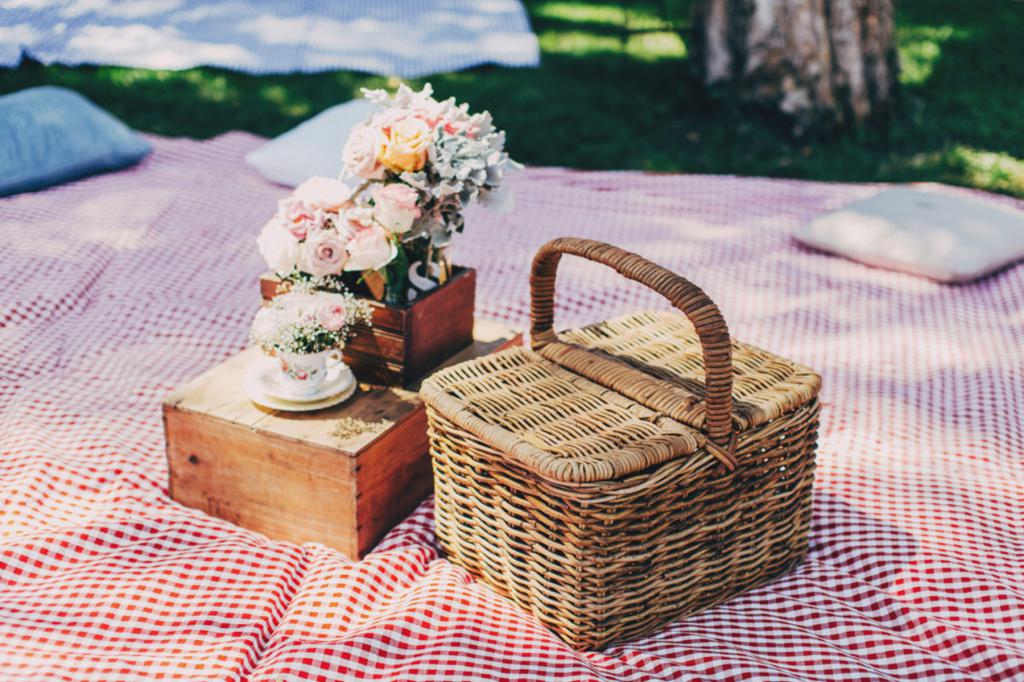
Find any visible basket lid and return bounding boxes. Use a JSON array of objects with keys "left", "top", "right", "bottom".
[
  {"left": 420, "top": 347, "right": 706, "bottom": 484},
  {"left": 546, "top": 310, "right": 822, "bottom": 432}
]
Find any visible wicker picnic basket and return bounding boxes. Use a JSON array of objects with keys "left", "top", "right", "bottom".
[{"left": 420, "top": 238, "right": 822, "bottom": 649}]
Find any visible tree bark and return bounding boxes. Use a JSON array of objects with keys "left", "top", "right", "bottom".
[{"left": 691, "top": 0, "right": 899, "bottom": 135}]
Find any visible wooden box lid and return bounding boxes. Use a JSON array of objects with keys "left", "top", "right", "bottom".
[{"left": 165, "top": 319, "right": 519, "bottom": 457}]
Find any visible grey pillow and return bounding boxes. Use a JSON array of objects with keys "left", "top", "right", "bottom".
[{"left": 0, "top": 86, "right": 152, "bottom": 197}]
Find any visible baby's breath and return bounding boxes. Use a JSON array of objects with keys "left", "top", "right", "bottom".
[{"left": 251, "top": 291, "right": 372, "bottom": 355}]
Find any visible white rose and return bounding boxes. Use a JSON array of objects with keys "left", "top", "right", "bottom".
[
  {"left": 250, "top": 306, "right": 277, "bottom": 342},
  {"left": 257, "top": 218, "right": 301, "bottom": 275},
  {"left": 344, "top": 224, "right": 396, "bottom": 271}
]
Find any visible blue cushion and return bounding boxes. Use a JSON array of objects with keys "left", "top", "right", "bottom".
[{"left": 0, "top": 86, "right": 152, "bottom": 197}]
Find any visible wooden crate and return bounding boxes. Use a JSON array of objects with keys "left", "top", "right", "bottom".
[
  {"left": 164, "top": 320, "right": 521, "bottom": 560},
  {"left": 260, "top": 267, "right": 476, "bottom": 387}
]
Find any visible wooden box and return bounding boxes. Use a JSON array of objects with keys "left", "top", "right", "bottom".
[
  {"left": 260, "top": 267, "right": 476, "bottom": 387},
  {"left": 164, "top": 320, "right": 521, "bottom": 560}
]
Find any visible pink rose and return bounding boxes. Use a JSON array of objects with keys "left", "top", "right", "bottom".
[
  {"left": 345, "top": 223, "right": 395, "bottom": 272},
  {"left": 316, "top": 303, "right": 347, "bottom": 332},
  {"left": 342, "top": 124, "right": 386, "bottom": 180},
  {"left": 301, "top": 229, "right": 348, "bottom": 276},
  {"left": 371, "top": 183, "right": 421, "bottom": 234}
]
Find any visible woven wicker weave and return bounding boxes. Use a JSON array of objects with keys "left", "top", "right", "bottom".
[{"left": 421, "top": 238, "right": 821, "bottom": 650}]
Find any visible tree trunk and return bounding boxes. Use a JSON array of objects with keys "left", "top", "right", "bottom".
[{"left": 691, "top": 0, "right": 899, "bottom": 135}]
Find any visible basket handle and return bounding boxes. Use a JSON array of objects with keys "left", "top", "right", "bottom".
[{"left": 530, "top": 237, "right": 736, "bottom": 464}]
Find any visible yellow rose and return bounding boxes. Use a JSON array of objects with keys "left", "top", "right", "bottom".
[{"left": 378, "top": 116, "right": 431, "bottom": 173}]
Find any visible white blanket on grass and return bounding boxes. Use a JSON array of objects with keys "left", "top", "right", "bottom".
[{"left": 0, "top": 0, "right": 540, "bottom": 77}]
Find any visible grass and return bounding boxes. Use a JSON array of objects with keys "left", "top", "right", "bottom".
[{"left": 1, "top": 0, "right": 1022, "bottom": 196}]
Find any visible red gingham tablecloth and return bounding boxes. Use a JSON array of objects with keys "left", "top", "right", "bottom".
[{"left": 0, "top": 133, "right": 1021, "bottom": 681}]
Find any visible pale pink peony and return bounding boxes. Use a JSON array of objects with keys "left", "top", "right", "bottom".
[
  {"left": 342, "top": 124, "right": 386, "bottom": 180},
  {"left": 345, "top": 223, "right": 395, "bottom": 272},
  {"left": 293, "top": 176, "right": 352, "bottom": 211},
  {"left": 277, "top": 196, "right": 327, "bottom": 240},
  {"left": 301, "top": 229, "right": 348, "bottom": 276},
  {"left": 371, "top": 183, "right": 421, "bottom": 234},
  {"left": 276, "top": 177, "right": 351, "bottom": 239},
  {"left": 316, "top": 303, "right": 347, "bottom": 332}
]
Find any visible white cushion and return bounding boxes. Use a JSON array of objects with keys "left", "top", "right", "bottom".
[
  {"left": 794, "top": 186, "right": 1024, "bottom": 283},
  {"left": 245, "top": 99, "right": 378, "bottom": 187}
]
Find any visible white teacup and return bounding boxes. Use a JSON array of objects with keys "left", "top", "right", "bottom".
[{"left": 276, "top": 349, "right": 342, "bottom": 396}]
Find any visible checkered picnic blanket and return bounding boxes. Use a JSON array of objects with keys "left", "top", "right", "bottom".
[{"left": 0, "top": 133, "right": 1021, "bottom": 681}]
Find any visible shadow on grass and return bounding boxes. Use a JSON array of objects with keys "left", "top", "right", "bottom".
[{"left": 0, "top": 0, "right": 1021, "bottom": 196}]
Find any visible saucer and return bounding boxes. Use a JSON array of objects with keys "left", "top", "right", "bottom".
[
  {"left": 244, "top": 358, "right": 356, "bottom": 412},
  {"left": 259, "top": 358, "right": 352, "bottom": 402}
]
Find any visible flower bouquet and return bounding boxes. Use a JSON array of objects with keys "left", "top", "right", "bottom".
[
  {"left": 257, "top": 176, "right": 397, "bottom": 298},
  {"left": 258, "top": 83, "right": 519, "bottom": 304},
  {"left": 251, "top": 290, "right": 371, "bottom": 396}
]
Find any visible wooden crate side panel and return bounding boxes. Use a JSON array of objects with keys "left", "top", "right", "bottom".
[
  {"left": 406, "top": 268, "right": 476, "bottom": 381},
  {"left": 365, "top": 300, "right": 408, "bottom": 334},
  {"left": 344, "top": 325, "right": 406, "bottom": 362},
  {"left": 353, "top": 408, "right": 433, "bottom": 558},
  {"left": 165, "top": 406, "right": 360, "bottom": 557},
  {"left": 339, "top": 357, "right": 404, "bottom": 388}
]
